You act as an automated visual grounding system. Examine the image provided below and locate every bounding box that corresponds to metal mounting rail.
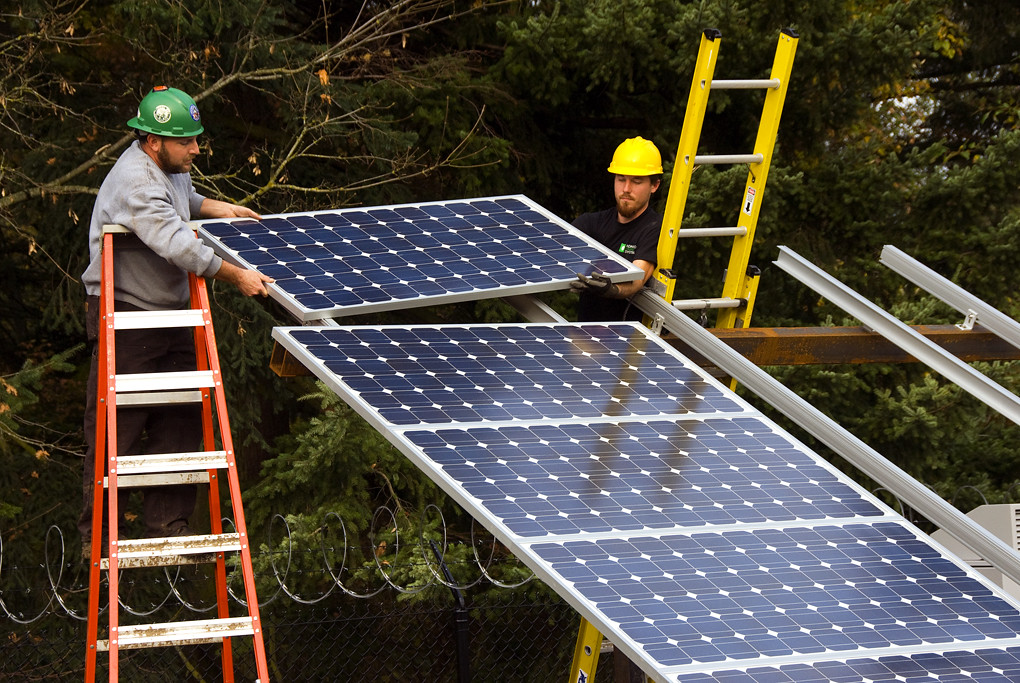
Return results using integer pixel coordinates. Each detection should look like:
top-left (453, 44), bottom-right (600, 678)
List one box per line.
top-left (502, 294), bottom-right (568, 323)
top-left (774, 246), bottom-right (1020, 427)
top-left (633, 287), bottom-right (1020, 587)
top-left (880, 244), bottom-right (1020, 350)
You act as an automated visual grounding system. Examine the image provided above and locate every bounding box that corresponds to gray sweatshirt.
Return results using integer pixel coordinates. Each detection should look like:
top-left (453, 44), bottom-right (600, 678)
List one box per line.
top-left (81, 141), bottom-right (223, 309)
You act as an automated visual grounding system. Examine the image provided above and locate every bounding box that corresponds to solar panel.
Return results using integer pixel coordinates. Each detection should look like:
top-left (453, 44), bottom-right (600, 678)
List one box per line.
top-left (196, 195), bottom-right (644, 321)
top-left (402, 420), bottom-right (884, 538)
top-left (529, 523), bottom-right (1020, 678)
top-left (282, 322), bottom-right (743, 425)
top-left (271, 322), bottom-right (1020, 680)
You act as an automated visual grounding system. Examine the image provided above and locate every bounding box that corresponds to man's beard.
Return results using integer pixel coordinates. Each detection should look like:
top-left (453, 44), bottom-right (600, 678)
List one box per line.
top-left (156, 146), bottom-right (192, 174)
top-left (616, 195), bottom-right (646, 220)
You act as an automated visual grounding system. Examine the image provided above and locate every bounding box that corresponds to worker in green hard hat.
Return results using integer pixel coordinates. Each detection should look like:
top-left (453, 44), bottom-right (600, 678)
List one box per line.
top-left (78, 86), bottom-right (274, 559)
top-left (570, 136), bottom-right (663, 321)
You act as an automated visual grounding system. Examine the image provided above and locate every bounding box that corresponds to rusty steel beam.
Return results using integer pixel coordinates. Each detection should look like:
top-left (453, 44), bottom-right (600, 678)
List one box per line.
top-left (271, 324), bottom-right (1018, 378)
top-left (270, 342), bottom-right (315, 377)
top-left (664, 324), bottom-right (1020, 366)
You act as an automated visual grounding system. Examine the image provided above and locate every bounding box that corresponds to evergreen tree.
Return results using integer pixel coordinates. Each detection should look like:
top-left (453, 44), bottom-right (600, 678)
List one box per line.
top-left (2, 0), bottom-right (1019, 582)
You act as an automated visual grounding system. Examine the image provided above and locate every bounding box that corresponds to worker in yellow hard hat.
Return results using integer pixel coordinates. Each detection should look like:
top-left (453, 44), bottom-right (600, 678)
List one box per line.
top-left (570, 136), bottom-right (662, 321)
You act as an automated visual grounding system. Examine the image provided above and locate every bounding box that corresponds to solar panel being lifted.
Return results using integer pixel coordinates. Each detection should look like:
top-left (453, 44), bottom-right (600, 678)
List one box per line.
top-left (272, 322), bottom-right (1020, 681)
top-left (196, 195), bottom-right (644, 321)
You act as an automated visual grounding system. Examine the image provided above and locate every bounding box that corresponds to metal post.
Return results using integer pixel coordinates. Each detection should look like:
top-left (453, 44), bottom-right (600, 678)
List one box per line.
top-left (429, 540), bottom-right (471, 683)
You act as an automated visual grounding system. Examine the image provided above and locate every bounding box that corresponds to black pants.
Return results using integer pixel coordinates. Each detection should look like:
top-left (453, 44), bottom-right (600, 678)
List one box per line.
top-left (78, 296), bottom-right (200, 539)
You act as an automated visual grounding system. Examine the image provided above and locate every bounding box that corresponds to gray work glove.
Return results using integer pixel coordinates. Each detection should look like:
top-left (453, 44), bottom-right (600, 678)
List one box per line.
top-left (569, 271), bottom-right (620, 297)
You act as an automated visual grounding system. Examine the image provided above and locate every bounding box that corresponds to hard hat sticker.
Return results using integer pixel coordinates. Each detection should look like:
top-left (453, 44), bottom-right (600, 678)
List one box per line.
top-left (190, 104), bottom-right (201, 122)
top-left (153, 104), bottom-right (172, 124)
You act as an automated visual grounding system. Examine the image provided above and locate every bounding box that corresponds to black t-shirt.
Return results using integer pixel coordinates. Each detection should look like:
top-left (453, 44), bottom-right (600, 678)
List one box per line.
top-left (572, 206), bottom-right (661, 321)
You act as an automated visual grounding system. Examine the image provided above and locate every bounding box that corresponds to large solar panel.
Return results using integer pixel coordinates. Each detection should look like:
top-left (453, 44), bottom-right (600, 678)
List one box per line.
top-left (273, 322), bottom-right (1020, 681)
top-left (404, 420), bottom-right (884, 538)
top-left (195, 195), bottom-right (644, 321)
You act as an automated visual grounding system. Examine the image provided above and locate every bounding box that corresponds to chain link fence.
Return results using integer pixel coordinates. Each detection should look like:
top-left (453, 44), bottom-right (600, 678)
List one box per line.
top-left (2, 544), bottom-right (622, 682)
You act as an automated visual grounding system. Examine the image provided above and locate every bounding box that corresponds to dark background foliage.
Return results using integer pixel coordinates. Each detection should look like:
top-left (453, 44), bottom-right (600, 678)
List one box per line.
top-left (2, 0), bottom-right (1019, 631)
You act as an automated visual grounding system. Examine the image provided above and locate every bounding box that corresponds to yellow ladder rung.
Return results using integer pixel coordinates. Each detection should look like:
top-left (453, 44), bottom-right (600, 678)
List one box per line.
top-left (712, 78), bottom-right (781, 89)
top-left (673, 297), bottom-right (743, 311)
top-left (693, 153), bottom-right (764, 165)
top-left (676, 227), bottom-right (747, 238)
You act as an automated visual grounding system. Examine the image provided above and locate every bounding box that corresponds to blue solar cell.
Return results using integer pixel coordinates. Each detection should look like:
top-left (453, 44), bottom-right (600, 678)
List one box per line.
top-left (316, 213), bottom-right (352, 227)
top-left (197, 196), bottom-right (644, 320)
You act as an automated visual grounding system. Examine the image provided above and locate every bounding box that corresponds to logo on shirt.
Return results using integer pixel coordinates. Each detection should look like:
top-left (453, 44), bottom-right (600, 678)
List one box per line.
top-left (617, 242), bottom-right (637, 256)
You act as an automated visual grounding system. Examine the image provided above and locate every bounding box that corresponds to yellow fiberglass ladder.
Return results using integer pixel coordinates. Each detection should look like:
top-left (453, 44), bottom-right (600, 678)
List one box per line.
top-left (649, 27), bottom-right (798, 333)
top-left (571, 28), bottom-right (798, 683)
top-left (84, 224), bottom-right (269, 682)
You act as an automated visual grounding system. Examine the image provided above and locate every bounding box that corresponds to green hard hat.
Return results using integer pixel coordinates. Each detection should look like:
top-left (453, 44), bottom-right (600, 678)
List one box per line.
top-left (127, 86), bottom-right (204, 137)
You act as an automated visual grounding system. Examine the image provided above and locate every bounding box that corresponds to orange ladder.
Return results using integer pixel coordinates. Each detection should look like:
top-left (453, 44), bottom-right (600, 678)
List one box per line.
top-left (84, 224), bottom-right (269, 681)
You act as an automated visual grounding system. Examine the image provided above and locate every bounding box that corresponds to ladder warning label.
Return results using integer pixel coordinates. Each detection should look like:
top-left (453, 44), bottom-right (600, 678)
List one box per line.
top-left (743, 186), bottom-right (756, 215)
top-left (576, 670), bottom-right (589, 683)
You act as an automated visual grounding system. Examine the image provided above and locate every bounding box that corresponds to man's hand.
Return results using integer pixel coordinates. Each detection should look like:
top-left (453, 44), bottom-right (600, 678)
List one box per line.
top-left (214, 261), bottom-right (274, 297)
top-left (200, 198), bottom-right (262, 220)
top-left (569, 271), bottom-right (620, 298)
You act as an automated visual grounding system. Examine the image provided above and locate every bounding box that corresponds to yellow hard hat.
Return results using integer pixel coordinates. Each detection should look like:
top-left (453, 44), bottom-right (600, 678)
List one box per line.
top-left (607, 136), bottom-right (663, 176)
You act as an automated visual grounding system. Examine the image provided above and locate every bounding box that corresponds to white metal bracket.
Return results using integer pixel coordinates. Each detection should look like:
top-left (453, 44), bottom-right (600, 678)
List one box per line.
top-left (957, 309), bottom-right (979, 331)
top-left (649, 313), bottom-right (665, 336)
